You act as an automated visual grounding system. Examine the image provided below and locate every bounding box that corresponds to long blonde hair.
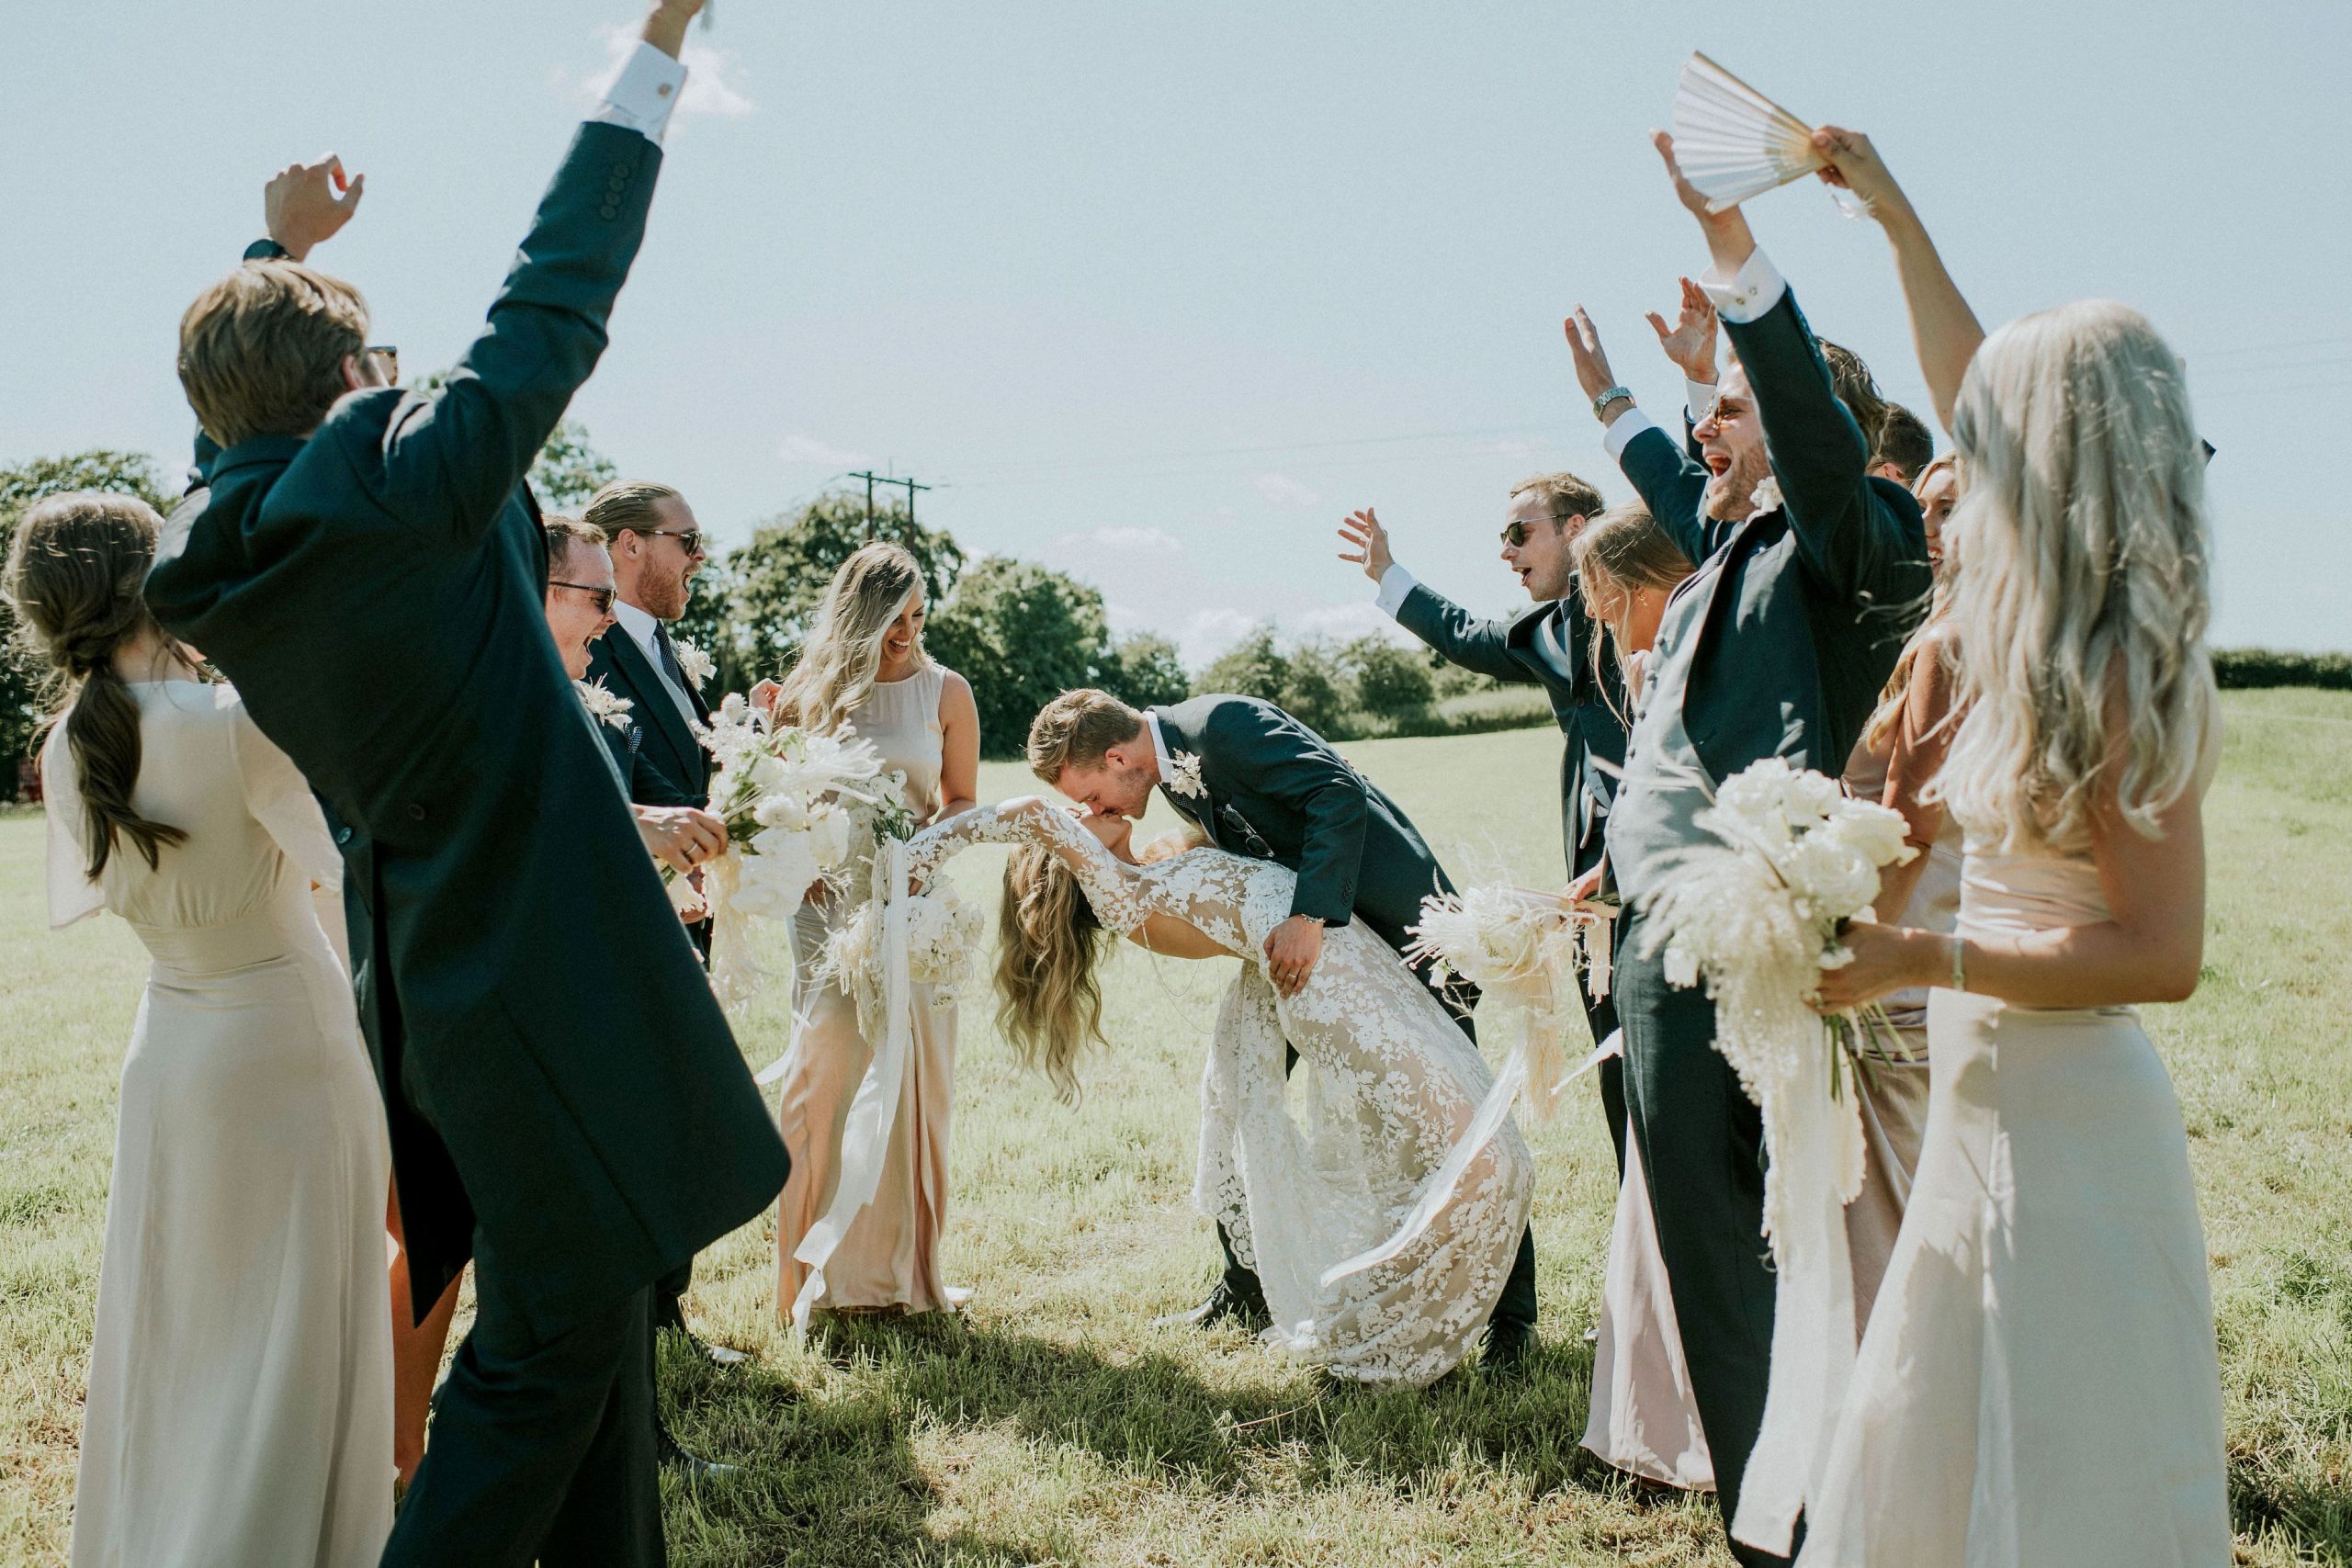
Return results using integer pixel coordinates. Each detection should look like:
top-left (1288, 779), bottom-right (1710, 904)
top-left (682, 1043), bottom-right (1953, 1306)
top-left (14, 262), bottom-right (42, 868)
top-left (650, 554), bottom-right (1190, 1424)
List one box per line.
top-left (996, 844), bottom-right (1109, 1102)
top-left (1570, 504), bottom-right (1692, 721)
top-left (1937, 300), bottom-right (2217, 852)
top-left (1862, 460), bottom-right (1965, 753)
top-left (771, 543), bottom-right (929, 735)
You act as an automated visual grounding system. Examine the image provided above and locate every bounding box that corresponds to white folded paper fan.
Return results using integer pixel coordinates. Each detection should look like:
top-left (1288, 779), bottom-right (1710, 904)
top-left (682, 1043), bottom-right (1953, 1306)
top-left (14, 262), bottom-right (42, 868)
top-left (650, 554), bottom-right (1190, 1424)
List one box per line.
top-left (1670, 52), bottom-right (1832, 213)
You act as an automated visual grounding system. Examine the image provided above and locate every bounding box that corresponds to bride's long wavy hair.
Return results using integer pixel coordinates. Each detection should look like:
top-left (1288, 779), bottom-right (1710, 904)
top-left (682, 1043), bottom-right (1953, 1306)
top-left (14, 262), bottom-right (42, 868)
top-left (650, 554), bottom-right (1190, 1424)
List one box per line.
top-left (770, 543), bottom-right (928, 735)
top-left (995, 844), bottom-right (1108, 1103)
top-left (1936, 299), bottom-right (2218, 852)
top-left (995, 823), bottom-right (1203, 1102)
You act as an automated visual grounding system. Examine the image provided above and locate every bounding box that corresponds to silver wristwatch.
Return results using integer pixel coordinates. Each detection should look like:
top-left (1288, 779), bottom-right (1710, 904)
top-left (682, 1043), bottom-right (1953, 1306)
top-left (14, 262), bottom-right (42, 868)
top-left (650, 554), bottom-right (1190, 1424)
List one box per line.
top-left (1592, 385), bottom-right (1634, 421)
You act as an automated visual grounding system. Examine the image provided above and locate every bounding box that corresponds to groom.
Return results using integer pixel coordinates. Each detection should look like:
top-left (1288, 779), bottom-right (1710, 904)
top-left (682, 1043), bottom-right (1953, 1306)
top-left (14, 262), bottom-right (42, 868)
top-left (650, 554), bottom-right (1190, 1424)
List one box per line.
top-left (1563, 136), bottom-right (1928, 1564)
top-left (145, 6), bottom-right (787, 1561)
top-left (1027, 688), bottom-right (1540, 1369)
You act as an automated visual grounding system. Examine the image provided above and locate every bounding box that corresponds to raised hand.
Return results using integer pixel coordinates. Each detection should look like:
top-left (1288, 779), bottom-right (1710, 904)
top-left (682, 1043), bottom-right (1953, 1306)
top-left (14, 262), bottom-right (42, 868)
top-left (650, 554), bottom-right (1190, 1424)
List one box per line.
top-left (1653, 130), bottom-right (1757, 276)
top-left (640, 0), bottom-right (708, 60)
top-left (263, 155), bottom-right (364, 262)
top-left (1645, 276), bottom-right (1719, 383)
top-left (1565, 308), bottom-right (1630, 423)
top-left (1336, 508), bottom-right (1395, 583)
top-left (1810, 125), bottom-right (1913, 226)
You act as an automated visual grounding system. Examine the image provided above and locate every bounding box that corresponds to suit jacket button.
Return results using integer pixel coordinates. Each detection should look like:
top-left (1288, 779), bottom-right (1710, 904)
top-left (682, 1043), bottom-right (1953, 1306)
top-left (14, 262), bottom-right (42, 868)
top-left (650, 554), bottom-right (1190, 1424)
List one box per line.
top-left (611, 161), bottom-right (632, 177)
top-left (406, 803), bottom-right (427, 822)
top-left (334, 825), bottom-right (353, 845)
top-left (597, 204), bottom-right (619, 220)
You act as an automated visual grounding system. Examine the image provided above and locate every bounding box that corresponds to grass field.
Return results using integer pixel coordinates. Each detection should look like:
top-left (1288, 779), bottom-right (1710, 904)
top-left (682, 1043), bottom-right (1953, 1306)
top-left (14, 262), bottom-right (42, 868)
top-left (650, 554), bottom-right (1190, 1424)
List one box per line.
top-left (5, 691), bottom-right (2349, 1566)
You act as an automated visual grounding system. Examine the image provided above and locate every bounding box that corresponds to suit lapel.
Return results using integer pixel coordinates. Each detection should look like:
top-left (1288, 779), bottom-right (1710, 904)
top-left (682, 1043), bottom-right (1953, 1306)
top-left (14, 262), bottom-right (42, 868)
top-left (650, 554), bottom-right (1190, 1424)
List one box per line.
top-left (606, 628), bottom-right (702, 786)
top-left (1148, 707), bottom-right (1220, 845)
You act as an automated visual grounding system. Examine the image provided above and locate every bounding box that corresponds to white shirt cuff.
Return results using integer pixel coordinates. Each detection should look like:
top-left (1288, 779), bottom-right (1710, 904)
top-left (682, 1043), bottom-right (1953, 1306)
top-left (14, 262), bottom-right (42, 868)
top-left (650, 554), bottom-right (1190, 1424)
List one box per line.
top-left (594, 42), bottom-right (690, 146)
top-left (1602, 407), bottom-right (1660, 461)
top-left (1699, 246), bottom-right (1787, 323)
top-left (1374, 563), bottom-right (1418, 617)
top-left (1685, 378), bottom-right (1719, 423)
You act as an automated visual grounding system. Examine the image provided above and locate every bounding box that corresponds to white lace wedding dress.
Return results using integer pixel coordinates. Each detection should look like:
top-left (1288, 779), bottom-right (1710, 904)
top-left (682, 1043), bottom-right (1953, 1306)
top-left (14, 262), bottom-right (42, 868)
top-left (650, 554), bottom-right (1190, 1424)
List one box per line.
top-left (906, 802), bottom-right (1533, 1385)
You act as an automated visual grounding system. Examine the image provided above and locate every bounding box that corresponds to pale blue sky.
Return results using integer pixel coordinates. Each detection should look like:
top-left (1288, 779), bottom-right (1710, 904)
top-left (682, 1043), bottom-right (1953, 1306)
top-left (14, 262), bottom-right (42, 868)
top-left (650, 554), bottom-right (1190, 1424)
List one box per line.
top-left (6, 1), bottom-right (2346, 661)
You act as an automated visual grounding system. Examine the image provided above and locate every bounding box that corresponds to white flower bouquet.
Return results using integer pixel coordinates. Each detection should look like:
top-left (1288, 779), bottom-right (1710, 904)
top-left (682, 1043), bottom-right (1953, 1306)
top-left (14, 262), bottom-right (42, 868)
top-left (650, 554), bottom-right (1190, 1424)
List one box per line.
top-left (1406, 883), bottom-right (1614, 1121)
top-left (1632, 755), bottom-right (1917, 1554)
top-left (688, 693), bottom-right (902, 1002)
top-left (821, 876), bottom-right (987, 1010)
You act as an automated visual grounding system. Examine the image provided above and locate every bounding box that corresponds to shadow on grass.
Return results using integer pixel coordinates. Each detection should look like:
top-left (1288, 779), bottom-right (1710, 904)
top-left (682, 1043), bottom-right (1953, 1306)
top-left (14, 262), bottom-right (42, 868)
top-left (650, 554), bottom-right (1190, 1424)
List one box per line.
top-left (656, 1311), bottom-right (1693, 1565)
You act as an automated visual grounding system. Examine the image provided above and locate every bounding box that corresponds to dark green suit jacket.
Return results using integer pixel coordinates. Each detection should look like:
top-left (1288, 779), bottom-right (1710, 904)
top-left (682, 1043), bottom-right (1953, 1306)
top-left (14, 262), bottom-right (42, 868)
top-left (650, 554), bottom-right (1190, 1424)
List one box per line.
top-left (1393, 586), bottom-right (1626, 877)
top-left (1607, 285), bottom-right (1929, 896)
top-left (145, 122), bottom-right (787, 1337)
top-left (1148, 694), bottom-right (1456, 960)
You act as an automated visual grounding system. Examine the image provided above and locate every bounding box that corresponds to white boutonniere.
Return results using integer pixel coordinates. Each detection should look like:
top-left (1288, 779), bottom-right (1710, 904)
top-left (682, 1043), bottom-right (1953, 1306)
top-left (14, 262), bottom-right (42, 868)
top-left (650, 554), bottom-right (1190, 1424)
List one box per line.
top-left (1166, 750), bottom-right (1207, 799)
top-left (576, 678), bottom-right (635, 730)
top-left (673, 636), bottom-right (714, 691)
top-left (1749, 476), bottom-right (1785, 514)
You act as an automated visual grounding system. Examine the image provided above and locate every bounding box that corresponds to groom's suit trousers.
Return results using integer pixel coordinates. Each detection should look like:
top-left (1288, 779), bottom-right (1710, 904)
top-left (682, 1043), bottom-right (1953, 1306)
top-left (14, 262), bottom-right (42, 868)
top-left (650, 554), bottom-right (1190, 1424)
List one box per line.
top-left (381, 1256), bottom-right (662, 1568)
top-left (1613, 912), bottom-right (1792, 1568)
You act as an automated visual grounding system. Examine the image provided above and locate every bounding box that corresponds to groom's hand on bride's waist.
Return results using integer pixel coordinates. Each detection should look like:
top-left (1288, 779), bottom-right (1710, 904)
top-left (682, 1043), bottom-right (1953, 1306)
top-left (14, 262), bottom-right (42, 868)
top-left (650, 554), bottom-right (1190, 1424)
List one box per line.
top-left (1264, 914), bottom-right (1325, 996)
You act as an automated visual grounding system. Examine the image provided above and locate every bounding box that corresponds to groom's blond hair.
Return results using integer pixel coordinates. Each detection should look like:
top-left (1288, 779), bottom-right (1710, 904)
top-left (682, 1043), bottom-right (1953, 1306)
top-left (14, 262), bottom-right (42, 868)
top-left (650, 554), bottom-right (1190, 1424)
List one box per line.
top-left (1028, 688), bottom-right (1144, 784)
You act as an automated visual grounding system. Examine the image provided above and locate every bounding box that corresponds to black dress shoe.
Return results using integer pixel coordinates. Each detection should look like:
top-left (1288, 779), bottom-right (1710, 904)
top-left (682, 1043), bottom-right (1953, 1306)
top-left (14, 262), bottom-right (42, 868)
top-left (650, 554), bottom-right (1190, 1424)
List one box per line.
top-left (657, 1430), bottom-right (738, 1483)
top-left (1481, 1322), bottom-right (1535, 1375)
top-left (1151, 1281), bottom-right (1272, 1333)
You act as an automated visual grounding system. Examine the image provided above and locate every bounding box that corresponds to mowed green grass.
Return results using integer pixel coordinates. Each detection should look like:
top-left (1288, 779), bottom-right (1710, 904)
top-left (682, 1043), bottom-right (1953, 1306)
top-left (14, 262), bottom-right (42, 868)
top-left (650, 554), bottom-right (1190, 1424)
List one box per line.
top-left (3, 692), bottom-right (2348, 1566)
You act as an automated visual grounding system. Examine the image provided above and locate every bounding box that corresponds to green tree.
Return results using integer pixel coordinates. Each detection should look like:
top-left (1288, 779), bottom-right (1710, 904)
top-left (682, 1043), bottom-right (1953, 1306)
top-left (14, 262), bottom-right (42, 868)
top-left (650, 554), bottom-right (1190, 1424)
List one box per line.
top-left (1278, 637), bottom-right (1349, 736)
top-left (925, 557), bottom-right (1112, 758)
top-left (1344, 633), bottom-right (1436, 716)
top-left (1102, 631), bottom-right (1191, 711)
top-left (729, 492), bottom-right (967, 683)
top-left (1, 451), bottom-right (172, 796)
top-left (527, 419), bottom-right (619, 511)
top-left (1193, 624), bottom-right (1287, 704)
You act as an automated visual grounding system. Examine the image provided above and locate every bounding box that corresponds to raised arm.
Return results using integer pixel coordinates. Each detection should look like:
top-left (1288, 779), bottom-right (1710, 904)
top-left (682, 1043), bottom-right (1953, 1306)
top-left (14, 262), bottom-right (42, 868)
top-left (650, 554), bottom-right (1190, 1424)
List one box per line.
top-left (1338, 508), bottom-right (1528, 682)
top-left (1869, 627), bottom-right (1961, 919)
top-left (1566, 309), bottom-right (1713, 563)
top-left (1653, 133), bottom-right (1926, 605)
top-left (1811, 128), bottom-right (1984, 435)
top-left (379, 3), bottom-right (702, 542)
top-left (907, 798), bottom-right (1154, 935)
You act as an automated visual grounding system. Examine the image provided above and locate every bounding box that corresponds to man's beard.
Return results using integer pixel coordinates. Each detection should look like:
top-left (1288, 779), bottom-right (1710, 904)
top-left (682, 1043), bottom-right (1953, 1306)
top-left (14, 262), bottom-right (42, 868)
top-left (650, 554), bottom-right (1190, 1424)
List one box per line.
top-left (641, 568), bottom-right (691, 621)
top-left (1702, 447), bottom-right (1772, 523)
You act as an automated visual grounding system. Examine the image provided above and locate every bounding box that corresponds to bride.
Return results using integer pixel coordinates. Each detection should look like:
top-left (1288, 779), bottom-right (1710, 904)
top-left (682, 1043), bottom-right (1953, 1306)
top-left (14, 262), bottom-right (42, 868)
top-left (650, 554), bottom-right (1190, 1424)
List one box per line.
top-left (906, 795), bottom-right (1532, 1386)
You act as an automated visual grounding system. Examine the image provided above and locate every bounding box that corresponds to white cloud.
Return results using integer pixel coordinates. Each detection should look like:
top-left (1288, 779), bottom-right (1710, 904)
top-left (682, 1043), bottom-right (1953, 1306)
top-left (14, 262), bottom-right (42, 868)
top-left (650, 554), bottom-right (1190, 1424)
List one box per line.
top-left (1290, 602), bottom-right (1409, 647)
top-left (1250, 472), bottom-right (1321, 512)
top-left (568, 25), bottom-right (756, 121)
top-left (1180, 608), bottom-right (1259, 668)
top-left (1057, 525), bottom-right (1182, 556)
top-left (776, 433), bottom-right (869, 468)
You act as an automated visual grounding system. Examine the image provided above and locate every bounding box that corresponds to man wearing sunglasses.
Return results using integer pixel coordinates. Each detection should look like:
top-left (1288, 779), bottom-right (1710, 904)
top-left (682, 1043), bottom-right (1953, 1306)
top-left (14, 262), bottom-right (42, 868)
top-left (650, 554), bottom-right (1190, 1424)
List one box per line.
top-left (586, 479), bottom-right (714, 819)
top-left (1338, 474), bottom-right (1634, 1184)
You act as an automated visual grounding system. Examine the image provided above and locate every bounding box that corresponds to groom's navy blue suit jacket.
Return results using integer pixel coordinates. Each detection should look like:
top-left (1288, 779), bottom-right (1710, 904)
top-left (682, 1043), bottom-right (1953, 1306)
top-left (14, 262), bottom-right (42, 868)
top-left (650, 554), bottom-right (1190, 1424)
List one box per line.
top-left (144, 122), bottom-right (787, 1337)
top-left (1606, 280), bottom-right (1930, 898)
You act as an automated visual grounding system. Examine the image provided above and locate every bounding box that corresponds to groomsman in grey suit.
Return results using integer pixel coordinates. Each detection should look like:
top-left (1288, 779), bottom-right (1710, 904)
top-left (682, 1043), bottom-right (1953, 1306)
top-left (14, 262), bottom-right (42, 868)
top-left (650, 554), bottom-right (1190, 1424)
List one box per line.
top-left (1562, 136), bottom-right (1929, 1565)
top-left (1335, 472), bottom-right (1641, 1175)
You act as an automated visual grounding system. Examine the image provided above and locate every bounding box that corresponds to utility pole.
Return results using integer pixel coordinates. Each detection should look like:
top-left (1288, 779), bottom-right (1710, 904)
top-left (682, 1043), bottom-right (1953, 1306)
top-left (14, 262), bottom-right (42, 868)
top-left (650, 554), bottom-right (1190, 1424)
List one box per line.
top-left (847, 470), bottom-right (933, 537)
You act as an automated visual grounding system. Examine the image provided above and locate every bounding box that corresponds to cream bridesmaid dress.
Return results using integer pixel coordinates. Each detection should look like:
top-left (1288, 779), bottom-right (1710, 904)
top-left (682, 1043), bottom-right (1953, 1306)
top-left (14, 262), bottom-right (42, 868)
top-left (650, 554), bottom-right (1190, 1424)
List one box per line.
top-left (1799, 821), bottom-right (2231, 1565)
top-left (46, 682), bottom-right (392, 1568)
top-left (775, 663), bottom-right (966, 1316)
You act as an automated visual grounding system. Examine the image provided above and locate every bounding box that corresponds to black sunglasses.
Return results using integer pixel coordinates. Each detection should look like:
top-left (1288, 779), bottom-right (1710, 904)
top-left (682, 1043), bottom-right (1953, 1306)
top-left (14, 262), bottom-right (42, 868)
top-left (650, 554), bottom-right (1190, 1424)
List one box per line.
top-left (548, 580), bottom-right (616, 615)
top-left (1500, 513), bottom-right (1582, 548)
top-left (632, 526), bottom-right (705, 556)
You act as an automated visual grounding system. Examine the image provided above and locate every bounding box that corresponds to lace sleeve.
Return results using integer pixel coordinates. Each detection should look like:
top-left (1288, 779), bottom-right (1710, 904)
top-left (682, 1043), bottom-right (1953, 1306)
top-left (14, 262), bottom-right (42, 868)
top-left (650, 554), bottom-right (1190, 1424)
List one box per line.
top-left (906, 800), bottom-right (1153, 934)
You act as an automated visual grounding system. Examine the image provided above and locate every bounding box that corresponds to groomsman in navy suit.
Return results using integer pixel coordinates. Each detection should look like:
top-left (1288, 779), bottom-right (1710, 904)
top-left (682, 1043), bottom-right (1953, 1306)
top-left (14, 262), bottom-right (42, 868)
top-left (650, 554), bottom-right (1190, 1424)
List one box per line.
top-left (1562, 137), bottom-right (1929, 1565)
top-left (146, 6), bottom-right (787, 1561)
top-left (581, 479), bottom-right (747, 1472)
top-left (1336, 473), bottom-right (1643, 1177)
